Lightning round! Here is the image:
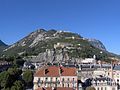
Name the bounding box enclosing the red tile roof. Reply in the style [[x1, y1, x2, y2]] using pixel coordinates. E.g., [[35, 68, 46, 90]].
[[34, 66, 77, 77], [34, 66, 60, 77], [61, 67, 77, 76], [34, 66, 46, 77]]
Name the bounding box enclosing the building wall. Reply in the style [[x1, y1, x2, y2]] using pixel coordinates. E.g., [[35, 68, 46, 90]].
[[34, 77, 61, 90], [93, 70, 107, 76], [34, 76, 78, 90], [60, 76, 77, 90], [94, 86, 117, 90], [113, 70, 120, 87]]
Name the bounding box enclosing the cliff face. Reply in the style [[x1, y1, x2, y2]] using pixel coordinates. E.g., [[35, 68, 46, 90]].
[[87, 39, 106, 51]]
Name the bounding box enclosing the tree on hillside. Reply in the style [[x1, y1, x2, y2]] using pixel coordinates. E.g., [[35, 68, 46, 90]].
[[22, 70, 33, 88]]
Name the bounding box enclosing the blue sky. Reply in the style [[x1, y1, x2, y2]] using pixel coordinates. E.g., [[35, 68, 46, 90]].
[[0, 0, 120, 54]]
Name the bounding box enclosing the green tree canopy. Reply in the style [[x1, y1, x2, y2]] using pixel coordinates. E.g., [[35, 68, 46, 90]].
[[22, 70, 33, 88], [0, 71, 11, 89], [11, 80, 25, 90], [86, 87, 96, 90]]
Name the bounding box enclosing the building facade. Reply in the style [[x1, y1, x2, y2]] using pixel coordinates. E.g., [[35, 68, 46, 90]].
[[92, 76, 117, 90], [34, 66, 77, 90]]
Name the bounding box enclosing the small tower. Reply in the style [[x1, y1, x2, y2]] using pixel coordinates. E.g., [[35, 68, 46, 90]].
[[93, 55, 96, 60], [93, 55, 96, 65]]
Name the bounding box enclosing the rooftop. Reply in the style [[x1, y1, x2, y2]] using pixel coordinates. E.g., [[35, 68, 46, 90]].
[[34, 66, 60, 77], [34, 66, 77, 77], [61, 67, 77, 76], [113, 65, 120, 70], [36, 87, 73, 90]]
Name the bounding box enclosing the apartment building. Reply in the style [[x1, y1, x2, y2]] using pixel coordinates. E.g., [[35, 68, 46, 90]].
[[92, 75, 117, 90], [33, 66, 77, 90]]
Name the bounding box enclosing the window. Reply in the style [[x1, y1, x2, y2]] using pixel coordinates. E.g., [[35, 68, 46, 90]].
[[101, 87, 103, 90], [97, 87, 99, 90], [112, 88, 115, 90], [73, 78, 75, 81], [68, 78, 69, 81], [38, 78, 40, 82], [62, 84, 64, 87], [62, 78, 64, 82], [105, 87, 107, 90], [117, 79, 119, 83], [56, 78, 58, 81], [37, 78, 41, 87], [51, 77, 52, 81], [46, 77, 48, 81], [68, 84, 69, 87]]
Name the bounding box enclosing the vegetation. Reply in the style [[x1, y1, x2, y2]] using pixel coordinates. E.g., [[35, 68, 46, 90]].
[[11, 81, 24, 90], [86, 87, 96, 90], [0, 68, 24, 90], [0, 67, 33, 90], [1, 30, 120, 62], [22, 70, 33, 88]]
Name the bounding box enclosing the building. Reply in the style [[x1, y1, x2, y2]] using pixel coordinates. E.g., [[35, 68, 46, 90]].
[[81, 58, 96, 64], [60, 67, 77, 89], [77, 63, 111, 82], [113, 65, 120, 89], [36, 87, 73, 90], [33, 66, 77, 90], [92, 75, 117, 90]]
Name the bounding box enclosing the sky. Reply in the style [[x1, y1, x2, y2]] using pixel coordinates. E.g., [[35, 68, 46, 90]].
[[0, 0, 120, 54]]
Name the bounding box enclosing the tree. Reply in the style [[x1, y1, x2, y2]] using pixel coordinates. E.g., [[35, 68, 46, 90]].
[[11, 80, 25, 90], [8, 68, 22, 76], [22, 70, 33, 88], [7, 68, 22, 83], [0, 71, 11, 89], [15, 58, 25, 67], [0, 67, 24, 90], [86, 87, 96, 90], [11, 86, 17, 90]]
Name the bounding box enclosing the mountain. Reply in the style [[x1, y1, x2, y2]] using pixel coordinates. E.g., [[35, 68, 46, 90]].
[[3, 29, 81, 55], [87, 39, 106, 51], [0, 40, 7, 46], [2, 29, 119, 62], [0, 40, 8, 52]]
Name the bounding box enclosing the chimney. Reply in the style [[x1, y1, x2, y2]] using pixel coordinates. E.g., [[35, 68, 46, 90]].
[[44, 66, 49, 75], [45, 69, 48, 75], [59, 66, 63, 75]]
